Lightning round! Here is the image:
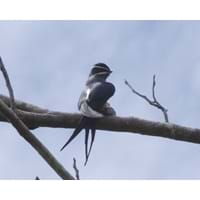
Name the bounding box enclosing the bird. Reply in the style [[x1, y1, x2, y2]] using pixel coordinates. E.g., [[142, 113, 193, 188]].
[[60, 63, 116, 165]]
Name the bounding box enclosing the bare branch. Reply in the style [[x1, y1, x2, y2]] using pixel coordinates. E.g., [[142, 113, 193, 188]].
[[151, 75, 168, 122], [0, 98, 74, 180], [0, 58, 16, 111], [124, 79, 152, 104], [0, 96, 199, 145], [124, 76, 169, 122], [152, 75, 157, 101], [73, 158, 80, 180], [0, 58, 74, 179], [0, 94, 48, 113], [0, 94, 200, 145]]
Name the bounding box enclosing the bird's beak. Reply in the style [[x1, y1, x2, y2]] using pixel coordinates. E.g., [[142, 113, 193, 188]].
[[109, 70, 113, 74]]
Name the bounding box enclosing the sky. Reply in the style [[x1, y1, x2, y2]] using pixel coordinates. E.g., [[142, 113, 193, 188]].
[[0, 21, 200, 179]]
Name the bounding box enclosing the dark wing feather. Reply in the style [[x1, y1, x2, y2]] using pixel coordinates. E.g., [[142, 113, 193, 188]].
[[87, 82, 115, 111], [60, 116, 87, 151]]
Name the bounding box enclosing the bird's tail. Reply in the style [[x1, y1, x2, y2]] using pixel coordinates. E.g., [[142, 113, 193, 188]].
[[60, 116, 88, 151], [84, 125, 96, 166], [60, 116, 97, 166]]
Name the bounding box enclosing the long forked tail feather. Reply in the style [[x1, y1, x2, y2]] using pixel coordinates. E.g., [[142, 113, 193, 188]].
[[84, 120, 97, 166], [84, 128, 90, 164], [60, 116, 98, 166], [60, 116, 87, 151]]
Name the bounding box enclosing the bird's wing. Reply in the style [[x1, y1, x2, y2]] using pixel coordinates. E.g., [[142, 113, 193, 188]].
[[87, 82, 115, 111], [78, 90, 87, 110]]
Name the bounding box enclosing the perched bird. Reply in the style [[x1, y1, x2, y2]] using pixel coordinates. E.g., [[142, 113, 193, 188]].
[[60, 63, 116, 165]]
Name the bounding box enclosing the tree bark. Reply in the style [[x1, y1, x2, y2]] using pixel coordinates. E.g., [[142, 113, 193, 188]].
[[0, 95, 199, 145]]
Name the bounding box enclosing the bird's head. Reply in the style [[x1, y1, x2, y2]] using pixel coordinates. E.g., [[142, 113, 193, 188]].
[[89, 63, 112, 80]]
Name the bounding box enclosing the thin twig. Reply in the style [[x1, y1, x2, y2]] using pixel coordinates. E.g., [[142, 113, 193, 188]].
[[73, 158, 80, 180], [151, 75, 168, 122], [0, 57, 16, 111], [125, 75, 169, 122], [152, 75, 157, 101]]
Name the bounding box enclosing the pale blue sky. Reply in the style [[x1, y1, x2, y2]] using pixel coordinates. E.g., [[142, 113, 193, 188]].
[[0, 21, 200, 179]]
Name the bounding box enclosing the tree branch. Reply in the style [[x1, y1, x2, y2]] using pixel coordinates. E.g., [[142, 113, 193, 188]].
[[0, 58, 74, 180], [0, 94, 48, 113], [151, 75, 169, 122], [0, 58, 16, 111], [124, 76, 169, 122], [0, 97, 74, 180], [0, 95, 199, 145], [73, 158, 80, 180]]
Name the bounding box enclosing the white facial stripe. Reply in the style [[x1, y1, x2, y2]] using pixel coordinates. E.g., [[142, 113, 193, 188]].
[[96, 71, 109, 75], [93, 65, 109, 71]]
